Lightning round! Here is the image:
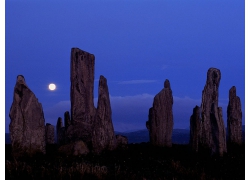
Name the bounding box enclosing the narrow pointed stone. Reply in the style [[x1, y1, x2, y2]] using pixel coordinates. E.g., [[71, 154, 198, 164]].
[[227, 86, 242, 145], [9, 75, 46, 157], [146, 79, 173, 147], [92, 75, 116, 154], [190, 106, 201, 152], [56, 117, 65, 145], [64, 111, 71, 129]]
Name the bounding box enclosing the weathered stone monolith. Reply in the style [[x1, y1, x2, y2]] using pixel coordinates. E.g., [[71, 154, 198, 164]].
[[146, 79, 173, 147], [227, 86, 242, 145], [200, 68, 227, 156], [69, 48, 96, 143], [45, 123, 55, 144], [56, 117, 65, 145], [9, 75, 46, 157], [190, 106, 201, 152], [92, 75, 116, 154]]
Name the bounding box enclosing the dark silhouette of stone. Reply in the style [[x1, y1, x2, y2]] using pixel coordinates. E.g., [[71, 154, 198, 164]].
[[200, 68, 227, 156], [9, 75, 46, 157], [92, 75, 116, 154], [64, 111, 71, 129], [58, 140, 90, 156], [69, 48, 96, 143], [227, 86, 242, 145], [116, 135, 128, 149], [146, 79, 173, 147], [56, 117, 65, 145], [190, 106, 201, 152], [45, 123, 55, 144]]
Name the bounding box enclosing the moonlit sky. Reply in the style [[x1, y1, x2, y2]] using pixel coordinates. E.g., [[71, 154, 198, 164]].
[[5, 0, 245, 132]]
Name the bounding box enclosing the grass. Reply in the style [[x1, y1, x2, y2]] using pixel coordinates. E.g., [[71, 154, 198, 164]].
[[5, 142, 245, 180]]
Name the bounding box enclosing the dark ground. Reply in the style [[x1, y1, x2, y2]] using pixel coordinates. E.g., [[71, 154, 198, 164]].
[[5, 142, 245, 180]]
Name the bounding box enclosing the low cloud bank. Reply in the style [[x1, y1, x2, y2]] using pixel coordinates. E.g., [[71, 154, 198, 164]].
[[42, 94, 244, 133]]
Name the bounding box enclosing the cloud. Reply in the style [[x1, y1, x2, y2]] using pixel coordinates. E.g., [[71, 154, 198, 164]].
[[42, 94, 243, 133], [117, 80, 158, 85]]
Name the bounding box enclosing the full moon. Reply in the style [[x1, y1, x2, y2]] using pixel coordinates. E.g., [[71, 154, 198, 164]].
[[48, 83, 56, 91]]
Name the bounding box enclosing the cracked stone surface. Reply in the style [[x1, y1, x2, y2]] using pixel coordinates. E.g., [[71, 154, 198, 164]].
[[9, 75, 46, 157]]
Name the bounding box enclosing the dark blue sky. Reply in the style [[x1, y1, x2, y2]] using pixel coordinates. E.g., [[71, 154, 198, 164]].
[[5, 0, 245, 132]]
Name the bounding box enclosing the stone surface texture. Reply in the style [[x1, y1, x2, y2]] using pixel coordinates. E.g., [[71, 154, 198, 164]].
[[190, 106, 201, 152], [9, 75, 46, 157], [92, 75, 117, 154], [45, 123, 55, 144], [200, 68, 227, 155], [69, 48, 96, 143], [146, 79, 173, 147], [227, 86, 242, 145]]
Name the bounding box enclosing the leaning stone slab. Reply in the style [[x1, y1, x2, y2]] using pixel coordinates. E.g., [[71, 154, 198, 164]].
[[9, 75, 46, 157], [146, 79, 174, 147]]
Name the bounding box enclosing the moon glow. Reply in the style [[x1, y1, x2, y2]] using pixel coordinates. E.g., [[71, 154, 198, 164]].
[[48, 83, 56, 91]]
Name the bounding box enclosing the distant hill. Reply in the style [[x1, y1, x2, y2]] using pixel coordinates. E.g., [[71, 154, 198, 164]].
[[6, 125, 245, 144], [116, 128, 190, 144]]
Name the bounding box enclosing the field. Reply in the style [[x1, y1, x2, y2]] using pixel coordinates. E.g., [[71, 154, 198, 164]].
[[5, 142, 245, 180]]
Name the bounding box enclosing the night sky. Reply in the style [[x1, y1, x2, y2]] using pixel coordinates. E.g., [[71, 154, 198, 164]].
[[5, 0, 245, 132]]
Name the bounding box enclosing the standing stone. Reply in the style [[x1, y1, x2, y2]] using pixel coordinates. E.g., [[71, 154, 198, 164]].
[[146, 79, 174, 147], [190, 106, 201, 152], [227, 86, 242, 145], [56, 117, 65, 145], [64, 111, 71, 129], [9, 75, 46, 157], [92, 75, 116, 154], [69, 48, 96, 143], [45, 123, 55, 144], [200, 68, 227, 155]]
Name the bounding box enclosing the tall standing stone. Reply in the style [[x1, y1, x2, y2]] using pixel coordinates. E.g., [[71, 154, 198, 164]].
[[146, 79, 173, 147], [56, 117, 65, 145], [190, 106, 201, 152], [227, 86, 242, 145], [200, 68, 227, 155], [45, 123, 55, 144], [92, 75, 116, 154], [9, 75, 46, 157], [64, 111, 71, 129], [69, 48, 96, 143], [70, 47, 95, 123]]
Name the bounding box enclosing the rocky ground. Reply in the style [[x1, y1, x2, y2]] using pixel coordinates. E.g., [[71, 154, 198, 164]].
[[5, 142, 245, 180]]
